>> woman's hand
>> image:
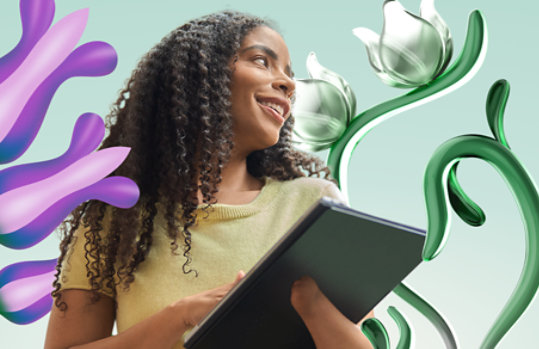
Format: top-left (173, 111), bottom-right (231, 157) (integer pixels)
top-left (45, 271), bottom-right (246, 349)
top-left (175, 270), bottom-right (245, 328)
top-left (290, 275), bottom-right (327, 320)
top-left (290, 275), bottom-right (374, 349)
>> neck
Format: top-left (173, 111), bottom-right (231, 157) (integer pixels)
top-left (196, 149), bottom-right (264, 205)
top-left (218, 150), bottom-right (262, 192)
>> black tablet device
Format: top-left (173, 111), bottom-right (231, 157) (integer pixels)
top-left (183, 197), bottom-right (425, 349)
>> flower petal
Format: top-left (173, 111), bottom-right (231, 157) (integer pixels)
top-left (352, 27), bottom-right (412, 88)
top-left (380, 0), bottom-right (445, 86)
top-left (306, 52), bottom-right (356, 121)
top-left (291, 134), bottom-right (334, 152)
top-left (292, 79), bottom-right (348, 145)
top-left (420, 0), bottom-right (453, 73)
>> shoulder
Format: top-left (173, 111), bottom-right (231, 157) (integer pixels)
top-left (276, 176), bottom-right (334, 191)
top-left (269, 176), bottom-right (346, 204)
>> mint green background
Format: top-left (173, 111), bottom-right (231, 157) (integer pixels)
top-left (1, 0), bottom-right (538, 347)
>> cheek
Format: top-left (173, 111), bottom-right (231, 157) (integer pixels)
top-left (230, 85), bottom-right (258, 116)
top-left (232, 68), bottom-right (266, 92)
top-left (230, 89), bottom-right (251, 118)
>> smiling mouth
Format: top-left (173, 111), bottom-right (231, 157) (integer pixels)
top-left (257, 101), bottom-right (285, 124)
top-left (255, 97), bottom-right (290, 124)
top-left (257, 100), bottom-right (284, 116)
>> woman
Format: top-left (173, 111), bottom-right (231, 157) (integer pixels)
top-left (44, 11), bottom-right (373, 349)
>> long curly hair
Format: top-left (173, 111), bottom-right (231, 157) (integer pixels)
top-left (52, 11), bottom-right (331, 309)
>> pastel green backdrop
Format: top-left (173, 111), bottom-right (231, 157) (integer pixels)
top-left (1, 0), bottom-right (537, 347)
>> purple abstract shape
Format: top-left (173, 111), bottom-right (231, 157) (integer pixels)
top-left (0, 0), bottom-right (56, 83)
top-left (0, 41), bottom-right (117, 163)
top-left (0, 147), bottom-right (131, 235)
top-left (0, 113), bottom-right (105, 194)
top-left (0, 176), bottom-right (139, 249)
top-left (0, 0), bottom-right (140, 325)
top-left (0, 259), bottom-right (56, 324)
top-left (0, 8), bottom-right (89, 143)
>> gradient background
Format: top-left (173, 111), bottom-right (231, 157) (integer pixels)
top-left (1, 0), bottom-right (538, 347)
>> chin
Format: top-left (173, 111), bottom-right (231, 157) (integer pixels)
top-left (256, 134), bottom-right (281, 152)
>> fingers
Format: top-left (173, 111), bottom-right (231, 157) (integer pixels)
top-left (179, 271), bottom-right (247, 328)
top-left (292, 275), bottom-right (316, 288)
top-left (230, 270), bottom-right (245, 287)
top-left (216, 271), bottom-right (244, 295)
top-left (234, 270), bottom-right (245, 283)
top-left (290, 276), bottom-right (325, 319)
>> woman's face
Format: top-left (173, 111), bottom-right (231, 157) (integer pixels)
top-left (229, 26), bottom-right (295, 155)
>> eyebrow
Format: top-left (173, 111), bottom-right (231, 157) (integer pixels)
top-left (240, 44), bottom-right (295, 78)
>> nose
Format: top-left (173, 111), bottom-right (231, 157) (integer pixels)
top-left (272, 73), bottom-right (295, 99)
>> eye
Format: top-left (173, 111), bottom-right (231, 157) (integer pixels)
top-left (253, 56), bottom-right (268, 67)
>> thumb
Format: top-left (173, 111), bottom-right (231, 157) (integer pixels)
top-left (234, 270), bottom-right (245, 283)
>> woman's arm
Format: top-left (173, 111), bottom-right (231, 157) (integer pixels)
top-left (44, 289), bottom-right (187, 349)
top-left (291, 276), bottom-right (374, 349)
top-left (44, 271), bottom-right (245, 349)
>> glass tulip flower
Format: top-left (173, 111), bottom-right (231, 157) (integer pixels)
top-left (353, 0), bottom-right (453, 87)
top-left (292, 52), bottom-right (357, 151)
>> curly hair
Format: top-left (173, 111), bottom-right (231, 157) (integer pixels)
top-left (52, 10), bottom-right (331, 309)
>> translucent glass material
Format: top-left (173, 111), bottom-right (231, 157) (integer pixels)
top-left (292, 79), bottom-right (349, 151)
top-left (424, 134), bottom-right (539, 349)
top-left (306, 52), bottom-right (357, 120)
top-left (420, 0), bottom-right (453, 73)
top-left (429, 80), bottom-right (534, 348)
top-left (292, 53), bottom-right (357, 152)
top-left (328, 9), bottom-right (486, 347)
top-left (353, 27), bottom-right (411, 88)
top-left (353, 0), bottom-right (453, 88)
top-left (380, 1), bottom-right (444, 85)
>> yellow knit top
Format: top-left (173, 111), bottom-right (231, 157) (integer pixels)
top-left (59, 176), bottom-right (345, 348)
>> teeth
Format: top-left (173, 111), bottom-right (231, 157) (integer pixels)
top-left (259, 100), bottom-right (284, 116)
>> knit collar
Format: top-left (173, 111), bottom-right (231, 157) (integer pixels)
top-left (195, 177), bottom-right (279, 222)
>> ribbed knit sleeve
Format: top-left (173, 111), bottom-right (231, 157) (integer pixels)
top-left (58, 215), bottom-right (115, 298)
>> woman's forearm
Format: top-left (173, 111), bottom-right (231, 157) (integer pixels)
top-left (290, 276), bottom-right (373, 349)
top-left (45, 301), bottom-right (188, 349)
top-left (67, 302), bottom-right (189, 349)
top-left (301, 300), bottom-right (373, 349)
top-left (46, 273), bottom-right (245, 349)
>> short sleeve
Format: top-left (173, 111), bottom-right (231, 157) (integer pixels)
top-left (59, 218), bottom-right (115, 298)
top-left (321, 181), bottom-right (349, 206)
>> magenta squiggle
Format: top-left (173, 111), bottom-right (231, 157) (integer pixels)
top-left (0, 0), bottom-right (55, 83)
top-left (0, 113), bottom-right (104, 193)
top-left (0, 8), bottom-right (89, 143)
top-left (0, 147), bottom-right (132, 234)
top-left (0, 177), bottom-right (139, 249)
top-left (0, 0), bottom-right (140, 325)
top-left (0, 259), bottom-right (57, 325)
top-left (0, 41), bottom-right (117, 163)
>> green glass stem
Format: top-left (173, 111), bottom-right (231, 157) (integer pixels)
top-left (486, 79), bottom-right (511, 149)
top-left (393, 282), bottom-right (458, 348)
top-left (423, 135), bottom-right (539, 348)
top-left (361, 318), bottom-right (390, 349)
top-left (387, 306), bottom-right (412, 349)
top-left (328, 9), bottom-right (486, 349)
top-left (447, 162), bottom-right (486, 226)
top-left (446, 79), bottom-right (511, 229)
top-left (327, 10), bottom-right (487, 202)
